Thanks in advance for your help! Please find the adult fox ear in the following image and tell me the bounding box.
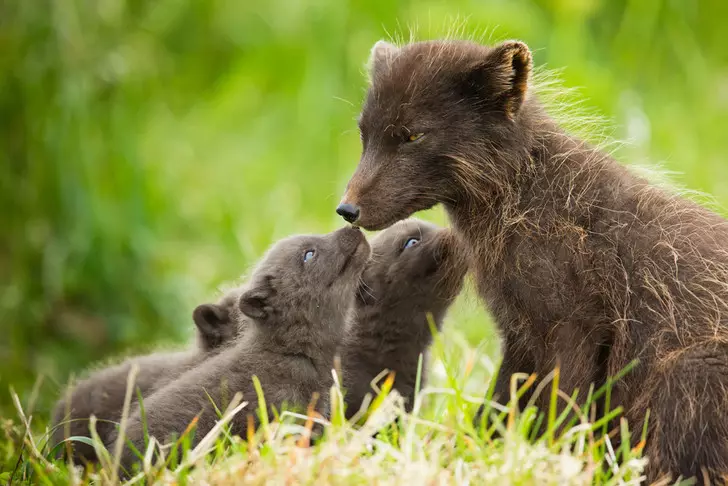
[368,40,399,80]
[462,40,532,120]
[239,276,273,321]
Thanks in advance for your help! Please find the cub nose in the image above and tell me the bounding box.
[336,203,360,224]
[334,226,365,254]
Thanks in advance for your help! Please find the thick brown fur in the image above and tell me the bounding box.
[110,227,370,474]
[339,39,728,483]
[50,287,247,463]
[340,218,466,417]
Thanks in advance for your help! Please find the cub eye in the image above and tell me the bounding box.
[407,133,424,142]
[303,250,316,262]
[403,238,420,249]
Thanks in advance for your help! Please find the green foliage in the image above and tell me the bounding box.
[0,0,725,446]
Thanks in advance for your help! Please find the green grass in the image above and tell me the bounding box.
[0,0,726,483]
[3,329,655,485]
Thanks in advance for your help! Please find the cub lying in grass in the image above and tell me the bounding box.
[111,227,370,473]
[51,287,246,462]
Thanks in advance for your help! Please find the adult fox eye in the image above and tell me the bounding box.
[303,250,316,262]
[403,238,420,249]
[407,133,425,142]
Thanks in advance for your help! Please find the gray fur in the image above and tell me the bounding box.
[111,227,370,473]
[50,286,246,462]
[340,219,466,417]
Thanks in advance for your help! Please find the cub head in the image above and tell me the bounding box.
[357,219,466,323]
[192,286,247,352]
[337,39,534,230]
[238,227,370,340]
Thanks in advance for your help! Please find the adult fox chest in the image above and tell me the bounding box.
[475,236,590,322]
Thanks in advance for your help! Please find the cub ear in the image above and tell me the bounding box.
[368,40,399,79]
[192,303,229,337]
[465,40,532,120]
[239,278,273,321]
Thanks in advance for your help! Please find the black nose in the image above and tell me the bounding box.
[336,203,360,223]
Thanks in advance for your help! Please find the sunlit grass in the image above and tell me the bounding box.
[2,327,652,485]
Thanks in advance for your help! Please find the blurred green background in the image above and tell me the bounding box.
[1,0,726,418]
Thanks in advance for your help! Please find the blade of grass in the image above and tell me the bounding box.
[251,376,271,442]
[111,362,140,484]
[547,365,560,446]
